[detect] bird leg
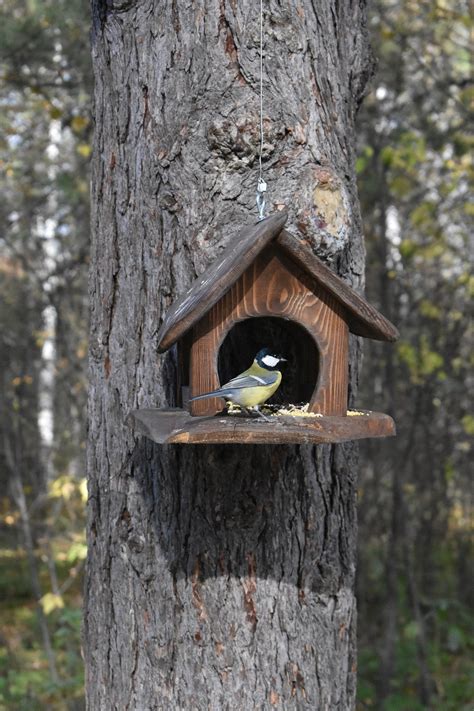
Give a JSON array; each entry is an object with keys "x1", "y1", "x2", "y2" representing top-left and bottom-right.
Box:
[
  {"x1": 253, "y1": 405, "x2": 272, "y2": 422},
  {"x1": 239, "y1": 406, "x2": 252, "y2": 418}
]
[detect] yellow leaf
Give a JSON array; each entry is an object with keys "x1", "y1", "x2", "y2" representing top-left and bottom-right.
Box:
[
  {"x1": 77, "y1": 143, "x2": 91, "y2": 158},
  {"x1": 49, "y1": 475, "x2": 76, "y2": 500},
  {"x1": 67, "y1": 541, "x2": 87, "y2": 562},
  {"x1": 62, "y1": 481, "x2": 76, "y2": 499},
  {"x1": 419, "y1": 300, "x2": 441, "y2": 319},
  {"x1": 79, "y1": 478, "x2": 88, "y2": 503},
  {"x1": 40, "y1": 593, "x2": 64, "y2": 615},
  {"x1": 49, "y1": 106, "x2": 63, "y2": 120},
  {"x1": 71, "y1": 115, "x2": 89, "y2": 133}
]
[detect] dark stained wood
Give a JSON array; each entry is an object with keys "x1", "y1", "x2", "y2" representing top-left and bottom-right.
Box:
[
  {"x1": 128, "y1": 408, "x2": 396, "y2": 445},
  {"x1": 190, "y1": 246, "x2": 349, "y2": 417},
  {"x1": 276, "y1": 230, "x2": 399, "y2": 342},
  {"x1": 157, "y1": 218, "x2": 398, "y2": 357},
  {"x1": 176, "y1": 331, "x2": 192, "y2": 407},
  {"x1": 157, "y1": 212, "x2": 288, "y2": 352}
]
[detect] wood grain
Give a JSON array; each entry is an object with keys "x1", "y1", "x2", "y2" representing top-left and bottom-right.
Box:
[
  {"x1": 276, "y1": 229, "x2": 399, "y2": 342},
  {"x1": 190, "y1": 245, "x2": 349, "y2": 417},
  {"x1": 157, "y1": 212, "x2": 288, "y2": 352},
  {"x1": 128, "y1": 408, "x2": 396, "y2": 445},
  {"x1": 157, "y1": 218, "x2": 398, "y2": 358}
]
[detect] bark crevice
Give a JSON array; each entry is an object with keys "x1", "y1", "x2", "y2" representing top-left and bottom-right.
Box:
[{"x1": 86, "y1": 1, "x2": 370, "y2": 708}]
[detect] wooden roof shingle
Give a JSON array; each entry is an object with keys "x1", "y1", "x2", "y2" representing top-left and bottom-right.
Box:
[{"x1": 156, "y1": 212, "x2": 398, "y2": 352}]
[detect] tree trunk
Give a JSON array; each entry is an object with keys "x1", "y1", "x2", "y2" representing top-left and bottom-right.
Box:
[{"x1": 85, "y1": 1, "x2": 373, "y2": 709}]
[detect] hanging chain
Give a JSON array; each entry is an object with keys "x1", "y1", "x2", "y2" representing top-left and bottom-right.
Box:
[{"x1": 256, "y1": 0, "x2": 267, "y2": 220}]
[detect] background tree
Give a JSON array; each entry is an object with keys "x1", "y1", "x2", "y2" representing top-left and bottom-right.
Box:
[
  {"x1": 356, "y1": 2, "x2": 473, "y2": 709},
  {"x1": 85, "y1": 0, "x2": 374, "y2": 707},
  {"x1": 0, "y1": 0, "x2": 90, "y2": 707}
]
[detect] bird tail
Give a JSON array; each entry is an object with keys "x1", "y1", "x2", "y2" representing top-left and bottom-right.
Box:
[{"x1": 189, "y1": 389, "x2": 227, "y2": 402}]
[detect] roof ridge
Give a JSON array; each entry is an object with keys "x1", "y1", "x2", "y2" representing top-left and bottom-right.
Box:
[{"x1": 157, "y1": 212, "x2": 398, "y2": 352}]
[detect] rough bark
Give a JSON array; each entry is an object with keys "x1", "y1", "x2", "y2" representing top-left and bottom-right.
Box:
[{"x1": 86, "y1": 1, "x2": 374, "y2": 709}]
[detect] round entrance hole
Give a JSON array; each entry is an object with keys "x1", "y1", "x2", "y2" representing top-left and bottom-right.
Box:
[{"x1": 217, "y1": 317, "x2": 319, "y2": 405}]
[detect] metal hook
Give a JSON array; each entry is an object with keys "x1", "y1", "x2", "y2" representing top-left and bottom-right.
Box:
[{"x1": 256, "y1": 178, "x2": 267, "y2": 221}]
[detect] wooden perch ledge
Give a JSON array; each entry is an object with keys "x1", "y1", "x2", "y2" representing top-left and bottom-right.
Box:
[{"x1": 127, "y1": 408, "x2": 396, "y2": 445}]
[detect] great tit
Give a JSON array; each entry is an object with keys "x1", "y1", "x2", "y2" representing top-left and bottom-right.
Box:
[{"x1": 190, "y1": 347, "x2": 286, "y2": 417}]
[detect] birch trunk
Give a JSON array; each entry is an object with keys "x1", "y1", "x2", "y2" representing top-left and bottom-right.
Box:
[{"x1": 86, "y1": 1, "x2": 373, "y2": 708}]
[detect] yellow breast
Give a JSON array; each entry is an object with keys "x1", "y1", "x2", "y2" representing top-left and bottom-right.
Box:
[{"x1": 233, "y1": 371, "x2": 282, "y2": 407}]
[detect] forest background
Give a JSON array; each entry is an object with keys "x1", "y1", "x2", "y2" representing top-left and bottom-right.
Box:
[{"x1": 0, "y1": 0, "x2": 472, "y2": 709}]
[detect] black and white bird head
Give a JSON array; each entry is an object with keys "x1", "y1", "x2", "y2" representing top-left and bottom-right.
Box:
[{"x1": 255, "y1": 347, "x2": 287, "y2": 371}]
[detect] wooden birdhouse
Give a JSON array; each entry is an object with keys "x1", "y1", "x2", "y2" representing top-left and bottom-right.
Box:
[{"x1": 129, "y1": 212, "x2": 399, "y2": 444}]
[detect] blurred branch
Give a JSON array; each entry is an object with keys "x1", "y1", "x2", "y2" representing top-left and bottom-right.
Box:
[{"x1": 4, "y1": 426, "x2": 60, "y2": 685}]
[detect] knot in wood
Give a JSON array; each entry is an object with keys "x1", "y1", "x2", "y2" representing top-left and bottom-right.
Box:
[{"x1": 208, "y1": 115, "x2": 277, "y2": 166}]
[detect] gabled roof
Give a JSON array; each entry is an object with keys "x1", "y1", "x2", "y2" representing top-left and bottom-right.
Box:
[
  {"x1": 275, "y1": 230, "x2": 399, "y2": 342},
  {"x1": 157, "y1": 213, "x2": 288, "y2": 352},
  {"x1": 157, "y1": 212, "x2": 398, "y2": 352}
]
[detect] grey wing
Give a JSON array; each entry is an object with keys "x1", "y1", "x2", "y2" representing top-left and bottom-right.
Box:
[{"x1": 221, "y1": 372, "x2": 278, "y2": 391}]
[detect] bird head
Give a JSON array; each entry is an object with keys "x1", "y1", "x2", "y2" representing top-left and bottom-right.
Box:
[{"x1": 255, "y1": 347, "x2": 287, "y2": 371}]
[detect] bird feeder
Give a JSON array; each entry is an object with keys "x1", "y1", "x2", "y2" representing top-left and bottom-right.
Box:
[{"x1": 128, "y1": 212, "x2": 399, "y2": 444}]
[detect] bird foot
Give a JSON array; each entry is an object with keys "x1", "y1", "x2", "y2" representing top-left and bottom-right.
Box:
[{"x1": 253, "y1": 406, "x2": 272, "y2": 422}]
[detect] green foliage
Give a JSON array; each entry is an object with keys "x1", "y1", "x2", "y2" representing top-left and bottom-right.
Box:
[
  {"x1": 0, "y1": 1, "x2": 90, "y2": 706},
  {"x1": 460, "y1": 415, "x2": 474, "y2": 436},
  {"x1": 381, "y1": 132, "x2": 427, "y2": 171},
  {"x1": 357, "y1": 558, "x2": 474, "y2": 711},
  {"x1": 356, "y1": 0, "x2": 472, "y2": 709},
  {"x1": 397, "y1": 336, "x2": 445, "y2": 383},
  {"x1": 356, "y1": 145, "x2": 374, "y2": 175},
  {"x1": 0, "y1": 475, "x2": 86, "y2": 709}
]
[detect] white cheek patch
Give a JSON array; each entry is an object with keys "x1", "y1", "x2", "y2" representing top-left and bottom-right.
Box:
[{"x1": 262, "y1": 355, "x2": 279, "y2": 367}]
